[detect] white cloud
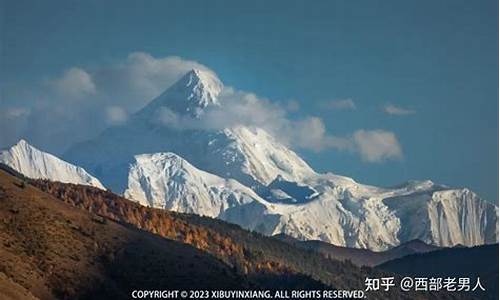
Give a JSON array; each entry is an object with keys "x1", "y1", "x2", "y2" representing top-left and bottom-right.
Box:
[
  {"x1": 287, "y1": 117, "x2": 353, "y2": 152},
  {"x1": 154, "y1": 88, "x2": 329, "y2": 151},
  {"x1": 50, "y1": 67, "x2": 96, "y2": 99},
  {"x1": 383, "y1": 104, "x2": 415, "y2": 115},
  {"x1": 323, "y1": 98, "x2": 356, "y2": 110},
  {"x1": 155, "y1": 88, "x2": 289, "y2": 133},
  {"x1": 154, "y1": 87, "x2": 402, "y2": 160},
  {"x1": 352, "y1": 129, "x2": 403, "y2": 162},
  {"x1": 105, "y1": 106, "x2": 128, "y2": 125}
]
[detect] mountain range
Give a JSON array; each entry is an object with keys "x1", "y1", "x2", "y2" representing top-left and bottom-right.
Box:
[{"x1": 2, "y1": 68, "x2": 498, "y2": 251}]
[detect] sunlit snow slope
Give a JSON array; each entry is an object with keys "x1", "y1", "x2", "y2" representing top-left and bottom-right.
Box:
[
  {"x1": 124, "y1": 152, "x2": 260, "y2": 217},
  {"x1": 0, "y1": 140, "x2": 104, "y2": 189}
]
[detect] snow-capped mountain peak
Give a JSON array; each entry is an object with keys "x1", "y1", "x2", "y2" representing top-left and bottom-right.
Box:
[
  {"x1": 176, "y1": 68, "x2": 223, "y2": 108},
  {"x1": 137, "y1": 68, "x2": 223, "y2": 118},
  {"x1": 0, "y1": 139, "x2": 105, "y2": 189},
  {"x1": 12, "y1": 139, "x2": 30, "y2": 150}
]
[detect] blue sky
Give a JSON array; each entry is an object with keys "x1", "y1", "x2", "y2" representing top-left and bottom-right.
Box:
[{"x1": 1, "y1": 0, "x2": 498, "y2": 202}]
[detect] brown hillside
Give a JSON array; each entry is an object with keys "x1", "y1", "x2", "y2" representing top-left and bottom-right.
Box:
[
  {"x1": 30, "y1": 178, "x2": 372, "y2": 287},
  {"x1": 0, "y1": 166, "x2": 470, "y2": 300},
  {"x1": 0, "y1": 169, "x2": 250, "y2": 299}
]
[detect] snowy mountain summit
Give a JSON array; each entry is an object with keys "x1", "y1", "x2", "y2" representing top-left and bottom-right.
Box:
[
  {"x1": 0, "y1": 139, "x2": 104, "y2": 189},
  {"x1": 64, "y1": 69, "x2": 498, "y2": 251},
  {"x1": 137, "y1": 68, "x2": 223, "y2": 118},
  {"x1": 65, "y1": 68, "x2": 314, "y2": 192}
]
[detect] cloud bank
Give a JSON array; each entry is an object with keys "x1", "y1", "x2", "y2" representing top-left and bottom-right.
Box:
[
  {"x1": 49, "y1": 67, "x2": 96, "y2": 99},
  {"x1": 155, "y1": 85, "x2": 402, "y2": 162},
  {"x1": 1, "y1": 52, "x2": 403, "y2": 162},
  {"x1": 352, "y1": 130, "x2": 402, "y2": 162}
]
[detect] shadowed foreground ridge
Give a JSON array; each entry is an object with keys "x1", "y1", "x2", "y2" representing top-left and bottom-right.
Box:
[
  {"x1": 377, "y1": 244, "x2": 499, "y2": 300},
  {"x1": 0, "y1": 165, "x2": 472, "y2": 299}
]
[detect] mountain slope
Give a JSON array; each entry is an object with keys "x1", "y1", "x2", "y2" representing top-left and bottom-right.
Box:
[
  {"x1": 27, "y1": 174, "x2": 366, "y2": 292},
  {"x1": 0, "y1": 169, "x2": 252, "y2": 300},
  {"x1": 24, "y1": 174, "x2": 476, "y2": 299},
  {"x1": 124, "y1": 152, "x2": 260, "y2": 217},
  {"x1": 0, "y1": 140, "x2": 104, "y2": 189},
  {"x1": 0, "y1": 272, "x2": 38, "y2": 300}
]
